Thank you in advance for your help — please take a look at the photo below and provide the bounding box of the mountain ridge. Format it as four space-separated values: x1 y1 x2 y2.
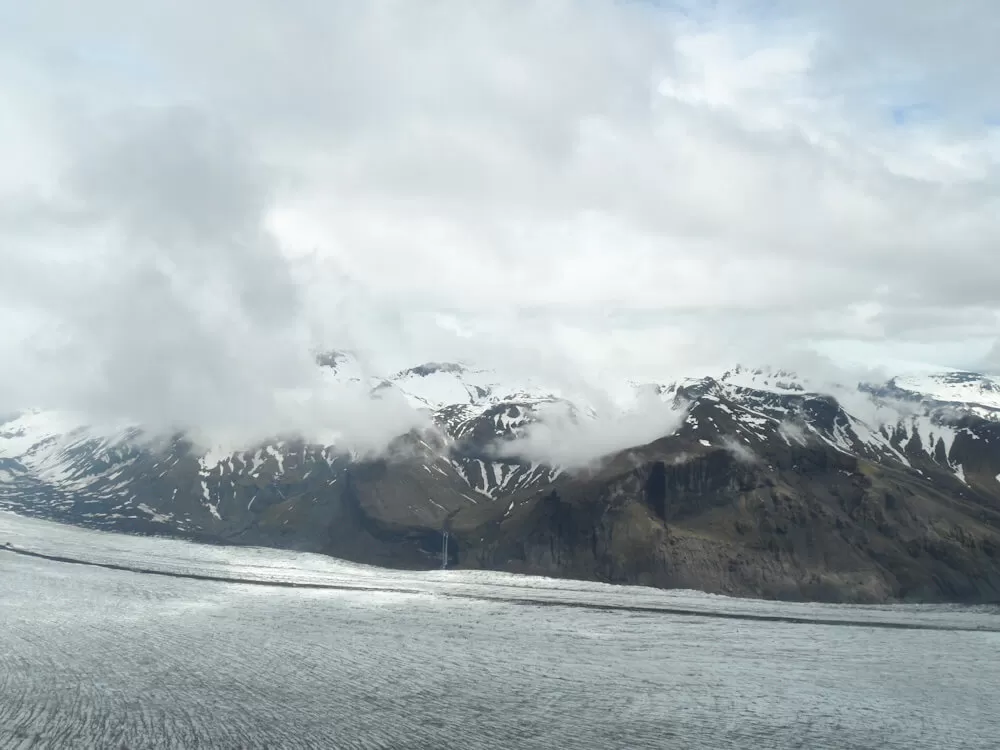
2 354 1000 603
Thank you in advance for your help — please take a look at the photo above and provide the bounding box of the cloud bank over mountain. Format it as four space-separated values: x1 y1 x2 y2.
1 0 999 447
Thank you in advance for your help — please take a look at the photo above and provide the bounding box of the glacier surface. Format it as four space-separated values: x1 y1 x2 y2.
1 512 999 749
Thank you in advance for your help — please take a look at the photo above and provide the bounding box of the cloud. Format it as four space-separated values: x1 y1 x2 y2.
0 104 426 450
720 436 760 465
1 0 998 449
493 389 687 470
981 340 1000 374
779 422 810 446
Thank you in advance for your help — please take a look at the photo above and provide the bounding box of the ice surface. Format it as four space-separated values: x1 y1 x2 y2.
1 511 998 749
893 372 1000 411
392 368 478 409
718 366 813 394
0 410 82 457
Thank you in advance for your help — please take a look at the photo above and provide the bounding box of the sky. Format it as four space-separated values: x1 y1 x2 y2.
1 0 999 444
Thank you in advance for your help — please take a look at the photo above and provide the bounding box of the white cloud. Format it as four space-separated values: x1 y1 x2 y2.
1 0 999 448
721 436 760 465
493 389 687 470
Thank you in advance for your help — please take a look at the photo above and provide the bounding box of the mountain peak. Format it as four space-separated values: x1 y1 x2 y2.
315 349 355 370
397 362 467 378
718 365 807 393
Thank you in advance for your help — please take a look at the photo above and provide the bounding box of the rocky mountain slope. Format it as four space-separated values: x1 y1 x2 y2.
3 355 1000 603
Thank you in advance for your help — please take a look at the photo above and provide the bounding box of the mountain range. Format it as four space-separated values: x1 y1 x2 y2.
3 352 1000 603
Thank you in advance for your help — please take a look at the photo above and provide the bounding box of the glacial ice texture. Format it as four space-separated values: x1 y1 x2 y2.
1 512 999 750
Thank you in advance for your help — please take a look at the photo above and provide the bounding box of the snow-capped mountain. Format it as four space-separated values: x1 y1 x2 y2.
3 355 1000 603
877 371 1000 419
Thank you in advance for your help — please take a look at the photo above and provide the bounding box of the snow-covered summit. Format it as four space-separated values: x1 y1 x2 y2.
889 371 1000 414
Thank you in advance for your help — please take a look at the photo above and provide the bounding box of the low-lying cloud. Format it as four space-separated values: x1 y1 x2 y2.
492 390 688 470
720 436 760 464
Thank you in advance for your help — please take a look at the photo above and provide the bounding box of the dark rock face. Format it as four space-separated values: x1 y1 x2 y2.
455 440 1000 604
400 362 466 378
